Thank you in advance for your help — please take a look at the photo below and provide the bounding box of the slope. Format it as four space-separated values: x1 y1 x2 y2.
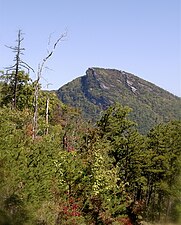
56 67 181 133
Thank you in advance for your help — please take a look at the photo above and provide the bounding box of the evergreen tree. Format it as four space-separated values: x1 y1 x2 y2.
97 103 147 224
145 121 181 222
0 71 34 110
3 30 34 109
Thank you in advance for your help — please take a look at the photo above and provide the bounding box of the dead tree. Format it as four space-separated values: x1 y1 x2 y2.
45 96 49 135
4 30 34 108
32 31 67 139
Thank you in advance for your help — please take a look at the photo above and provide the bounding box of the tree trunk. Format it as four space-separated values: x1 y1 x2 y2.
13 30 21 108
45 97 49 135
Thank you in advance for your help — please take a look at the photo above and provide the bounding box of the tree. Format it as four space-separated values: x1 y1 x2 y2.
0 107 33 225
97 103 147 224
0 71 34 110
145 121 181 222
3 30 34 108
32 31 67 139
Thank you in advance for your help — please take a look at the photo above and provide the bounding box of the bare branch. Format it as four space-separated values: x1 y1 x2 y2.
4 64 17 70
3 30 34 108
20 61 35 73
32 31 67 139
5 45 16 50
44 66 53 71
44 51 53 61
5 45 25 51
48 32 55 46
53 31 67 49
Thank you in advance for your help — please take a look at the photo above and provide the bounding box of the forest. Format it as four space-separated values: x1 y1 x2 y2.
0 31 181 225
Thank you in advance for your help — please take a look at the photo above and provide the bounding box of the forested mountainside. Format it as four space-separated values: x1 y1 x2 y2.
1 30 180 225
57 67 181 133
0 69 181 225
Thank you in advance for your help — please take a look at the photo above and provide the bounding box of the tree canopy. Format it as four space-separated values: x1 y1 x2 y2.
0 32 180 225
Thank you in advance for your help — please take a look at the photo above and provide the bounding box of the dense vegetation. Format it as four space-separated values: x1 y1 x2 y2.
57 67 181 134
0 33 180 225
0 69 181 225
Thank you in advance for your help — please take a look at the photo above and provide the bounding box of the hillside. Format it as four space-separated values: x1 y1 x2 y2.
56 67 181 133
0 68 181 224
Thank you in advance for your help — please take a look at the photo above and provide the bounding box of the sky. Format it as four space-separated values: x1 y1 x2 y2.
0 0 181 96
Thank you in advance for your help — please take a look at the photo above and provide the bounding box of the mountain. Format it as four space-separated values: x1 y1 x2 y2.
56 67 181 133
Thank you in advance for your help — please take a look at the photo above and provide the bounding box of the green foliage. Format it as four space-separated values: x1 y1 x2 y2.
0 71 34 110
0 76 180 224
57 67 181 134
0 108 32 224
97 104 148 223
144 121 181 222
1 35 180 225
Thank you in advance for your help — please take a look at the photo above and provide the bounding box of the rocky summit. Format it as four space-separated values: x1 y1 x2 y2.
56 67 181 133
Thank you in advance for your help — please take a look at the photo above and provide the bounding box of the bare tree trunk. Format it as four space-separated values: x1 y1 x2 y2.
45 97 49 135
5 30 34 109
165 197 172 221
32 31 67 139
32 81 39 139
13 31 21 108
146 176 152 208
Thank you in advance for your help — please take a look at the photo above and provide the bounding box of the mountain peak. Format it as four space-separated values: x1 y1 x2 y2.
57 67 181 133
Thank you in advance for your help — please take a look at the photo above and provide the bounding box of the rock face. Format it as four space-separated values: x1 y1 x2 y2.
56 67 181 133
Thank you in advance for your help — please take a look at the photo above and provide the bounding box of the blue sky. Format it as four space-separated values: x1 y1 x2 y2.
1 0 181 96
